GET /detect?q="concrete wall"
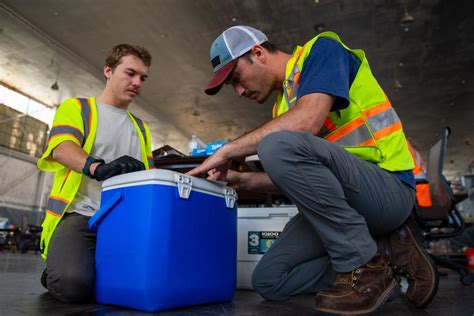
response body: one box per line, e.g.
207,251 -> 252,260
0,146 -> 52,227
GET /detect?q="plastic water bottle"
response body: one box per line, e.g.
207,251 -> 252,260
195,136 -> 206,149
188,135 -> 199,156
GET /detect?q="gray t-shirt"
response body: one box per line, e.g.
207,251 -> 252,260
68,101 -> 142,217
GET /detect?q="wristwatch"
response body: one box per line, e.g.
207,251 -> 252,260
83,156 -> 105,179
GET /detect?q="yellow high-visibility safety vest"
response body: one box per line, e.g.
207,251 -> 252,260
37,97 -> 155,260
272,31 -> 414,172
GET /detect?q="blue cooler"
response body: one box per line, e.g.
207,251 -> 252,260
88,169 -> 238,312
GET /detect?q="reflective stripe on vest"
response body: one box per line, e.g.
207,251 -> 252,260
45,169 -> 73,218
147,155 -> 154,168
48,125 -> 84,145
317,118 -> 338,139
283,49 -> 304,109
324,103 -> 402,147
46,196 -> 69,218
77,98 -> 91,145
131,114 -> 146,145
325,117 -> 375,146
130,114 -> 154,168
407,141 -> 426,180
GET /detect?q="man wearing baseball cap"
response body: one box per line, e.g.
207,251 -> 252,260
189,25 -> 438,313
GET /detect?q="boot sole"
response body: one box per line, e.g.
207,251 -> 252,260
404,221 -> 439,308
314,278 -> 400,315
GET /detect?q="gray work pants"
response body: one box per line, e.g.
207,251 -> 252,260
252,131 -> 415,301
45,213 -> 96,303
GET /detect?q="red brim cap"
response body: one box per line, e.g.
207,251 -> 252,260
204,59 -> 238,95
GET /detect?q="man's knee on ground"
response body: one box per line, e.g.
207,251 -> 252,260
48,269 -> 94,303
251,263 -> 288,301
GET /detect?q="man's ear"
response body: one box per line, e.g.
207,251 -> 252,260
251,45 -> 266,64
103,66 -> 113,80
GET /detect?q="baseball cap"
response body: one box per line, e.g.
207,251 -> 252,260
205,25 -> 268,95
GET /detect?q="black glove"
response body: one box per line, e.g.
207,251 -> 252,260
94,155 -> 145,181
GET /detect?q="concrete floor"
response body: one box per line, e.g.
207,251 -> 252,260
0,252 -> 473,316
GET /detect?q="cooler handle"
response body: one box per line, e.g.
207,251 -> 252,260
88,192 -> 122,233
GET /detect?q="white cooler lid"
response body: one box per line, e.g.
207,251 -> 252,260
237,206 -> 298,218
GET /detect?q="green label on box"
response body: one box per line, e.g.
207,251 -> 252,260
248,231 -> 281,254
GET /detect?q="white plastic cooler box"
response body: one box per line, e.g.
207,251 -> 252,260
89,169 -> 238,312
236,206 -> 299,289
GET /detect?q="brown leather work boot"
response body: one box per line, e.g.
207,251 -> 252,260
314,254 -> 399,315
376,218 -> 439,308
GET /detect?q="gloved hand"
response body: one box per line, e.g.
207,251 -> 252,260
93,155 -> 145,181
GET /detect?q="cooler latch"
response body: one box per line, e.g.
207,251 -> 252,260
175,174 -> 192,199
224,188 -> 237,209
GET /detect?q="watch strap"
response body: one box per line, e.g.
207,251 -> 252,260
83,156 -> 105,179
